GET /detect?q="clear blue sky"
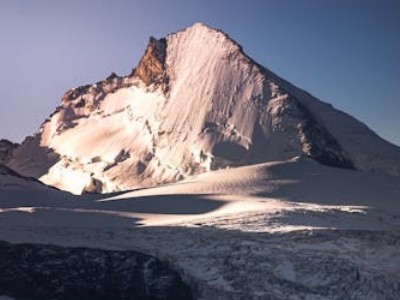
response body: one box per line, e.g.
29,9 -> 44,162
1,0 -> 399,146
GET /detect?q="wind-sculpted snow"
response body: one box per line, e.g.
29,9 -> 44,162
7,23 -> 400,194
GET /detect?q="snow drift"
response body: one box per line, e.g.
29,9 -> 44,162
7,23 -> 400,194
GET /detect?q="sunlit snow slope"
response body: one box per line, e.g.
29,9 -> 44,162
7,23 -> 400,194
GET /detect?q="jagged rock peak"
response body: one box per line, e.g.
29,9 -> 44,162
133,36 -> 169,90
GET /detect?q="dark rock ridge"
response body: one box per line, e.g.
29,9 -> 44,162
0,139 -> 18,165
295,101 -> 354,169
60,72 -> 134,114
0,164 -> 59,192
0,241 -> 193,300
0,165 -> 25,177
5,135 -> 60,179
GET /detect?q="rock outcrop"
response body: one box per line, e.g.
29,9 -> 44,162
133,37 -> 169,91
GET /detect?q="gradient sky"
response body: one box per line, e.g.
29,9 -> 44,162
1,0 -> 399,146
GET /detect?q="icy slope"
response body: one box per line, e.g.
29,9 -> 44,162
8,23 -> 400,194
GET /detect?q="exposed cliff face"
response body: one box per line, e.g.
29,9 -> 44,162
0,241 -> 193,300
7,23 -> 400,194
133,37 -> 169,91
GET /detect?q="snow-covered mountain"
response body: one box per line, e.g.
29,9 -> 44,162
7,23 -> 400,194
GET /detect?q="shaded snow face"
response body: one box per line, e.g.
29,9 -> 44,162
7,23 -> 400,194
0,164 -> 56,192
